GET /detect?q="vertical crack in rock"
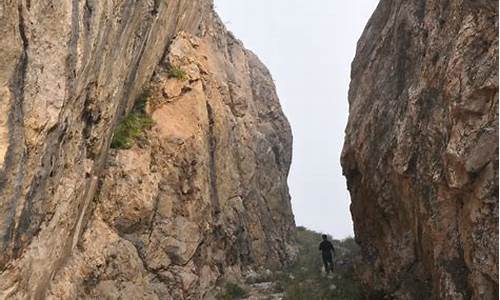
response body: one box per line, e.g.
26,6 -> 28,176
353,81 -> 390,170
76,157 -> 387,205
206,100 -> 222,217
1,2 -> 28,264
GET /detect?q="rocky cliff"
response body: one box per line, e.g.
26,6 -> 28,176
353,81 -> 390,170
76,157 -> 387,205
342,1 -> 498,299
0,1 -> 295,299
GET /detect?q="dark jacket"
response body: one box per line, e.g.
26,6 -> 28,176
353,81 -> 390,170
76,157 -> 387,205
319,240 -> 335,258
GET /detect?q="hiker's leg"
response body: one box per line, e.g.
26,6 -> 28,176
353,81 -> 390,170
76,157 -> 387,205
322,256 -> 329,272
323,256 -> 333,273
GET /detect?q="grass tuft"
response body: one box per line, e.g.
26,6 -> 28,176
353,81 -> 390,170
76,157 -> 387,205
168,65 -> 188,80
219,282 -> 248,300
111,91 -> 154,149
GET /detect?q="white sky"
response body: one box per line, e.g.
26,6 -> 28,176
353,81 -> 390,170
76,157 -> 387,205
215,1 -> 379,238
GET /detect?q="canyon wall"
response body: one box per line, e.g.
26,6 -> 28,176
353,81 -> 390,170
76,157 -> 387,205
342,0 -> 498,299
0,1 -> 295,299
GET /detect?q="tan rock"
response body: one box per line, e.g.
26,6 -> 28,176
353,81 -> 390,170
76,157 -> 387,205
0,1 -> 295,299
162,79 -> 185,99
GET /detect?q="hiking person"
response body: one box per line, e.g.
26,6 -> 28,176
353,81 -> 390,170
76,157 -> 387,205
319,234 -> 335,273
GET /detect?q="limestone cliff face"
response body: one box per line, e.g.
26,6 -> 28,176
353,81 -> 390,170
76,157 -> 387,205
342,1 -> 498,299
0,1 -> 295,299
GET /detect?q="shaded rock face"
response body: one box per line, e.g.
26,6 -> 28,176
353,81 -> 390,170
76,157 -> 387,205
342,1 -> 498,299
0,1 -> 295,299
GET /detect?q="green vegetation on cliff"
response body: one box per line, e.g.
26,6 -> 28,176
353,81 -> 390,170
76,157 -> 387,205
111,92 -> 154,149
220,282 -> 249,300
168,65 -> 188,80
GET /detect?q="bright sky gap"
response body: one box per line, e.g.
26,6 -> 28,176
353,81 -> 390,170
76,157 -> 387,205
215,0 -> 379,238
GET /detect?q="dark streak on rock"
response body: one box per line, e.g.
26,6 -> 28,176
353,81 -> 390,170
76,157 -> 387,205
0,2 -> 28,264
206,101 -> 221,217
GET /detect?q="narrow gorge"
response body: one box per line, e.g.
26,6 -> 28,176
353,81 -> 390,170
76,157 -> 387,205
0,0 -> 498,300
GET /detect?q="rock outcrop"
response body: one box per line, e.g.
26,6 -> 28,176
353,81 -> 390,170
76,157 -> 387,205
342,1 -> 498,299
0,1 -> 295,299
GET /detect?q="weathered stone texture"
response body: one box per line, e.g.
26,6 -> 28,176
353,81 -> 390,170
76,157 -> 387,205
48,25 -> 295,299
342,1 -> 498,299
0,1 -> 295,299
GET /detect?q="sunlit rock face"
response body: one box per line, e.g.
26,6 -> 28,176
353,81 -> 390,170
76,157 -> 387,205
0,1 -> 295,298
342,1 -> 498,299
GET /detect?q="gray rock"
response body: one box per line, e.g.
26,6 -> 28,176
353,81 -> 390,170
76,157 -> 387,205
342,1 -> 498,299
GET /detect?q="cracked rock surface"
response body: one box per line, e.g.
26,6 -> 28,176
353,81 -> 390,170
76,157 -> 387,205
0,1 -> 295,299
49,27 -> 296,299
342,1 -> 498,299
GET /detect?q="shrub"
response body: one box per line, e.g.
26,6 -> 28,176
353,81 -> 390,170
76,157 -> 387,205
168,65 -> 187,80
111,92 -> 154,149
219,282 -> 248,300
